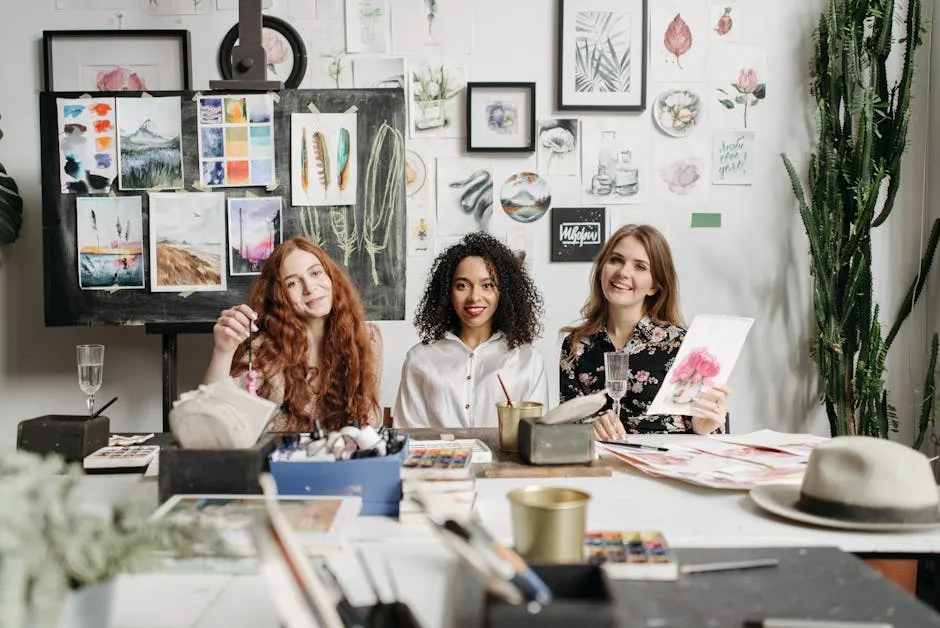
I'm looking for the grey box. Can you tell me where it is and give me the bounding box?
[517,419,595,465]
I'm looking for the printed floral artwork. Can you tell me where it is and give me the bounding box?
[94,67,148,91]
[663,14,692,68]
[56,97,117,194]
[709,45,768,129]
[652,88,702,137]
[228,197,282,275]
[76,196,144,289]
[197,94,275,188]
[670,347,720,403]
[651,136,709,203]
[486,101,517,134]
[345,0,390,53]
[716,68,766,128]
[575,10,632,93]
[116,96,183,191]
[537,119,579,176]
[409,58,466,138]
[149,191,227,292]
[650,1,708,80]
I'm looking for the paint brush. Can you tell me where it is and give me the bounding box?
[246,324,256,396]
[496,373,513,408]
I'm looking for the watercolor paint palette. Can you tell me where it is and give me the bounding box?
[584,531,679,581]
[401,447,473,480]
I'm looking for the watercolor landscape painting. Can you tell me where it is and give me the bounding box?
[149,192,226,292]
[76,196,144,289]
[117,96,183,190]
[228,197,283,275]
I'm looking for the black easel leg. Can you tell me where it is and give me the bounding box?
[161,332,178,433]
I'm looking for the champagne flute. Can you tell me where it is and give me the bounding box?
[604,351,630,418]
[77,344,104,416]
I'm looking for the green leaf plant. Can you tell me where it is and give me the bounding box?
[781,0,938,446]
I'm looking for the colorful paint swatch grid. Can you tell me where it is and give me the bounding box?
[56,97,118,194]
[197,94,276,188]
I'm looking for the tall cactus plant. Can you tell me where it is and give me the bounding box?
[781,0,938,445]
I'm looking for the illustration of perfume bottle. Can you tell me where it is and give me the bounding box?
[613,149,639,196]
[591,130,617,195]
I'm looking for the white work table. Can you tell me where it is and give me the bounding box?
[72,434,940,627]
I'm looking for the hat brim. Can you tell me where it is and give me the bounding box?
[749,484,940,532]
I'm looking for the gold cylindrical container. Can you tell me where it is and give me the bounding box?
[496,401,543,452]
[507,485,591,564]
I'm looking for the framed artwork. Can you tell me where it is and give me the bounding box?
[42,30,192,92]
[218,15,308,89]
[556,0,648,111]
[550,206,605,262]
[466,82,536,153]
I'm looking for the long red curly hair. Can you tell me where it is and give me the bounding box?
[231,236,379,431]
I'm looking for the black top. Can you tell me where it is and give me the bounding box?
[560,316,691,433]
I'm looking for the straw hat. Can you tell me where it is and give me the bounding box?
[749,435,940,531]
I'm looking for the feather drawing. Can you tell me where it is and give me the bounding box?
[337,127,351,191]
[312,131,331,191]
[300,126,309,195]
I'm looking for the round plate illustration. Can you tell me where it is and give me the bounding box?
[405,150,427,198]
[652,88,702,137]
[500,172,552,223]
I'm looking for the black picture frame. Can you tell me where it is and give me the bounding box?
[42,29,192,92]
[218,15,308,89]
[465,82,536,153]
[556,0,648,111]
[551,206,606,262]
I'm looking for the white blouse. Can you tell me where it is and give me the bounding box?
[394,332,549,428]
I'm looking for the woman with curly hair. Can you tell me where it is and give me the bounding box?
[560,224,729,438]
[395,231,548,428]
[204,236,382,431]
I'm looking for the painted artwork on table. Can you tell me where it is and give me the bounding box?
[710,45,767,129]
[710,3,739,42]
[436,156,494,236]
[197,94,275,188]
[76,196,144,289]
[651,137,709,203]
[352,57,405,88]
[290,112,358,206]
[537,119,580,177]
[650,0,708,81]
[346,0,390,53]
[228,197,283,275]
[581,117,650,205]
[551,206,605,262]
[148,191,226,292]
[390,0,473,55]
[647,314,754,416]
[500,172,552,223]
[56,97,117,194]
[712,130,754,185]
[116,96,183,190]
[409,58,466,139]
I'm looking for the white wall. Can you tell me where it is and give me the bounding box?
[1,0,934,444]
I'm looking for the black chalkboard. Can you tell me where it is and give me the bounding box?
[39,88,407,326]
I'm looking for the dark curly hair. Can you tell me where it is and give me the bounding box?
[413,231,544,348]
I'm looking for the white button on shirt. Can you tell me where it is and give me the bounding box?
[394,332,549,428]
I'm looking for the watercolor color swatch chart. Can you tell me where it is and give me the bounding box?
[197,94,276,188]
[56,97,117,194]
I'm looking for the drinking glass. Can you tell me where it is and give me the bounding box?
[604,351,630,418]
[77,344,104,416]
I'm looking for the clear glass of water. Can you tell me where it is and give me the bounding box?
[604,351,630,419]
[77,344,104,416]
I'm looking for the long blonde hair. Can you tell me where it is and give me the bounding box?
[562,224,684,348]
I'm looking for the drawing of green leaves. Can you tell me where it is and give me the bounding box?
[574,11,631,93]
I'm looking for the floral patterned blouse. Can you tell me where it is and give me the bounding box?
[559,316,691,433]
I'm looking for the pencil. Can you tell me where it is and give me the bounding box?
[680,557,779,575]
[599,440,670,452]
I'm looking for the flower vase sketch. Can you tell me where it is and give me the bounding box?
[359,1,383,43]
[716,68,765,128]
[575,11,632,93]
[412,64,460,131]
[663,14,692,68]
[669,346,720,404]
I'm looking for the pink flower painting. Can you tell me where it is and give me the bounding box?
[716,67,766,128]
[95,67,146,91]
[262,30,289,76]
[670,346,721,403]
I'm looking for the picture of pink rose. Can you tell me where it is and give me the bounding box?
[262,30,289,75]
[95,67,146,91]
[715,66,766,128]
[670,346,721,403]
[736,69,757,94]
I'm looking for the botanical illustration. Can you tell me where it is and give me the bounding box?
[716,68,765,128]
[710,45,767,129]
[581,118,650,205]
[409,58,466,138]
[148,191,226,292]
[652,88,702,137]
[500,172,551,223]
[56,97,117,194]
[651,137,709,202]
[345,0,390,53]
[360,121,405,283]
[651,1,707,80]
[228,197,282,275]
[390,0,472,55]
[197,94,275,188]
[76,196,144,289]
[537,119,579,176]
[436,156,494,235]
[710,3,738,41]
[116,96,183,190]
[290,112,358,207]
[352,57,405,88]
[670,347,720,403]
[663,14,692,68]
[574,11,632,93]
[80,66,152,91]
[486,101,517,135]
